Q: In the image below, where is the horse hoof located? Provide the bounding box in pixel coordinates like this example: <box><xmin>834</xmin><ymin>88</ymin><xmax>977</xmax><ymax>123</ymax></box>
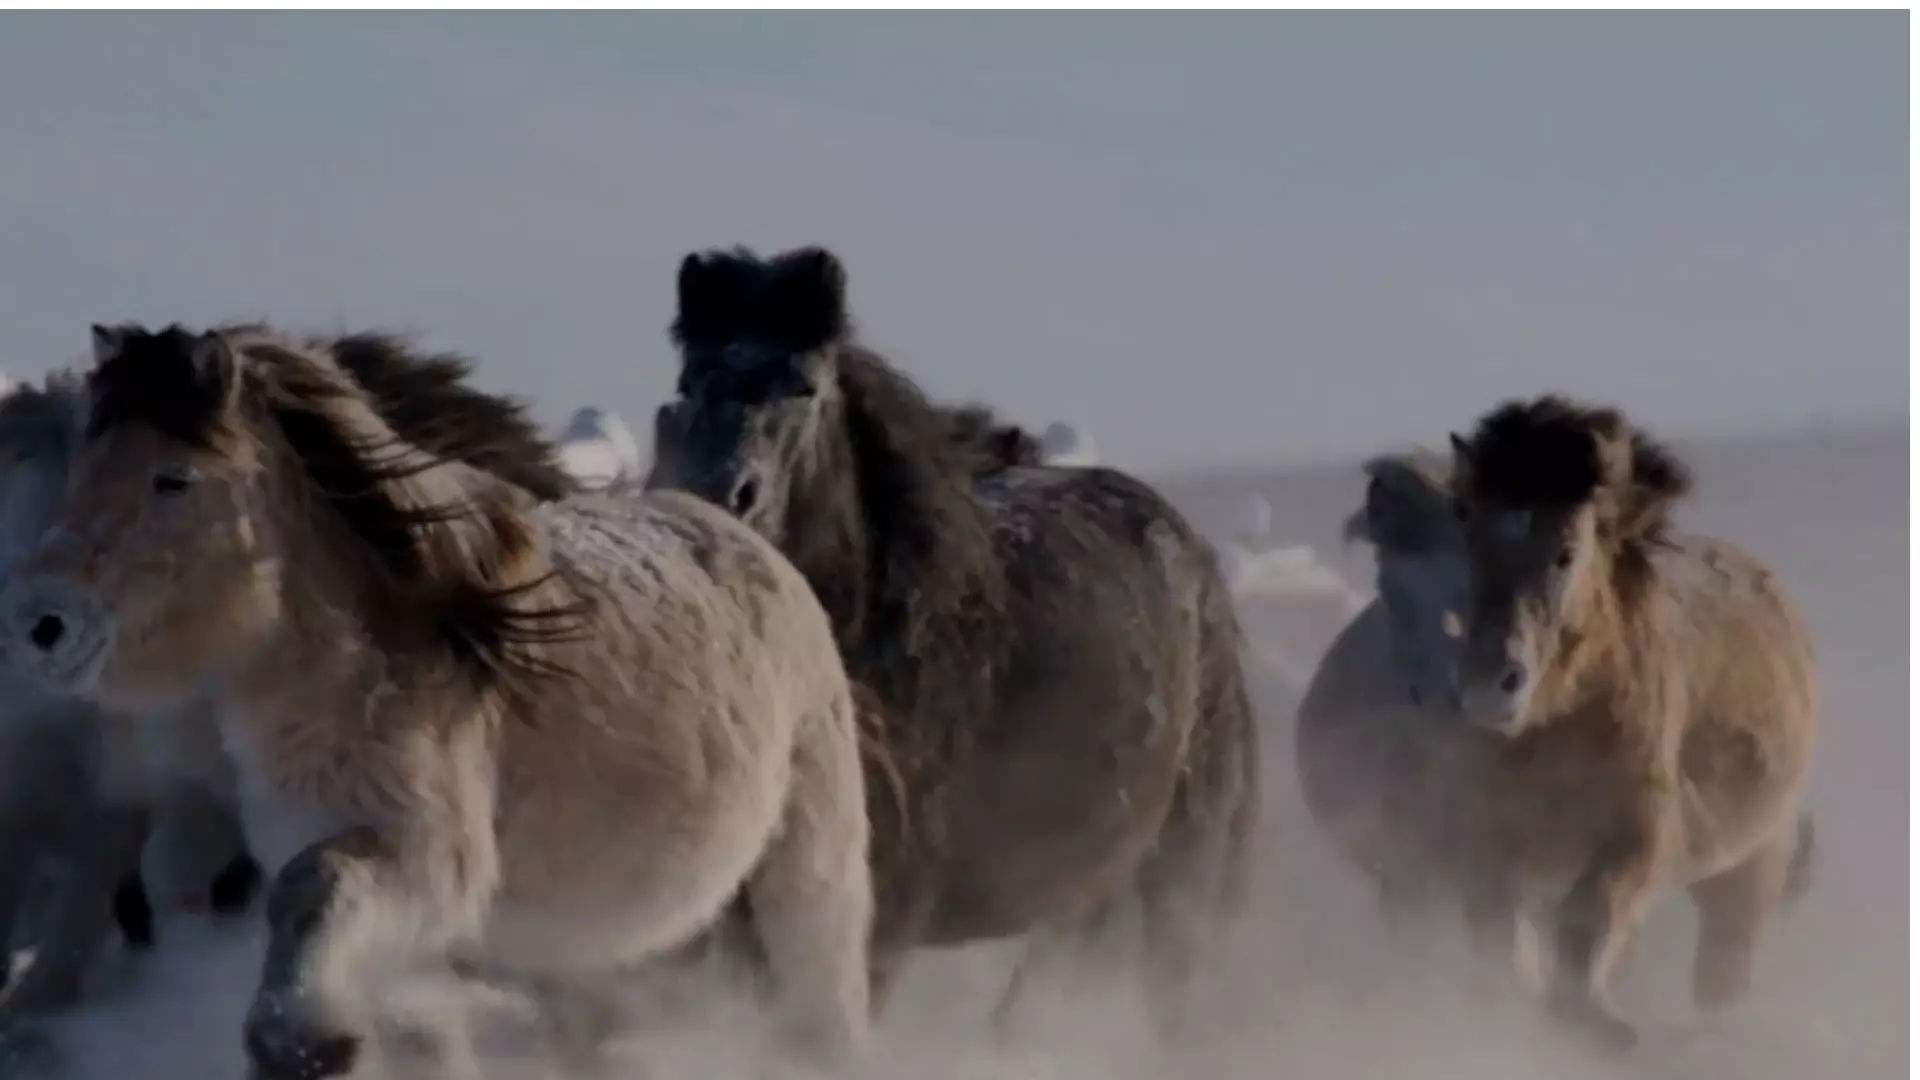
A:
<box><xmin>1547</xmin><ymin>996</ymin><xmax>1638</xmax><ymax>1055</ymax></box>
<box><xmin>0</xmin><ymin>1025</ymin><xmax>61</xmax><ymax>1078</ymax></box>
<box><xmin>1692</xmin><ymin>962</ymin><xmax>1752</xmax><ymax>1013</ymax></box>
<box><xmin>245</xmin><ymin>992</ymin><xmax>361</xmax><ymax>1080</ymax></box>
<box><xmin>210</xmin><ymin>856</ymin><xmax>265</xmax><ymax>915</ymax></box>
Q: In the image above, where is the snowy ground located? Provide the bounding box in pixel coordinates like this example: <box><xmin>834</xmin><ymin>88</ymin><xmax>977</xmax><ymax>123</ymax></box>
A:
<box><xmin>16</xmin><ymin>420</ymin><xmax>1907</xmax><ymax>1080</ymax></box>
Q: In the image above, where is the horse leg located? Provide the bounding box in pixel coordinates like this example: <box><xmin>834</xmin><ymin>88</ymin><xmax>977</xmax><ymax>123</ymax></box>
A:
<box><xmin>244</xmin><ymin>820</ymin><xmax>498</xmax><ymax>1080</ymax></box>
<box><xmin>989</xmin><ymin>919</ymin><xmax>1096</xmax><ymax>1041</ymax></box>
<box><xmin>373</xmin><ymin>987</ymin><xmax>486</xmax><ymax>1080</ymax></box>
<box><xmin>1687</xmin><ymin>821</ymin><xmax>1797</xmax><ymax>1013</ymax></box>
<box><xmin>1132</xmin><ymin>683</ymin><xmax>1258</xmax><ymax>1047</ymax></box>
<box><xmin>0</xmin><ymin>803</ymin><xmax>149</xmax><ymax>1020</ymax></box>
<box><xmin>143</xmin><ymin>785</ymin><xmax>257</xmax><ymax>915</ymax></box>
<box><xmin>865</xmin><ymin>882</ymin><xmax>934</xmax><ymax>1023</ymax></box>
<box><xmin>1133</xmin><ymin>788</ymin><xmax>1238</xmax><ymax>1046</ymax></box>
<box><xmin>740</xmin><ymin>701</ymin><xmax>874</xmax><ymax>1068</ymax></box>
<box><xmin>110</xmin><ymin>874</ymin><xmax>154</xmax><ymax>950</ymax></box>
<box><xmin>0</xmin><ymin>817</ymin><xmax>51</xmax><ymax>993</ymax></box>
<box><xmin>1372</xmin><ymin>859</ymin><xmax>1437</xmax><ymax>928</ymax></box>
<box><xmin>1543</xmin><ymin>828</ymin><xmax>1660</xmax><ymax>1053</ymax></box>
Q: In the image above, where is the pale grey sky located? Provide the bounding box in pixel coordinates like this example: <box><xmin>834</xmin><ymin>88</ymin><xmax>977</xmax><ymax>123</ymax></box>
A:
<box><xmin>0</xmin><ymin>12</ymin><xmax>1905</xmax><ymax>471</ymax></box>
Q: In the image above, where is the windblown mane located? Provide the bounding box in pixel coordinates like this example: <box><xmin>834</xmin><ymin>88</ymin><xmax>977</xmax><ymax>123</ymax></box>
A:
<box><xmin>832</xmin><ymin>344</ymin><xmax>1010</xmax><ymax>646</ymax></box>
<box><xmin>942</xmin><ymin>402</ymin><xmax>1044</xmax><ymax>473</ymax></box>
<box><xmin>87</xmin><ymin>324</ymin><xmax>589</xmax><ymax>687</ymax></box>
<box><xmin>217</xmin><ymin>323</ymin><xmax>578</xmax><ymax>503</ymax></box>
<box><xmin>1455</xmin><ymin>394</ymin><xmax>1693</xmax><ymax>593</ymax></box>
<box><xmin>1344</xmin><ymin>450</ymin><xmax>1457</xmax><ymax>555</ymax></box>
<box><xmin>1457</xmin><ymin>395</ymin><xmax>1691</xmax><ymax>533</ymax></box>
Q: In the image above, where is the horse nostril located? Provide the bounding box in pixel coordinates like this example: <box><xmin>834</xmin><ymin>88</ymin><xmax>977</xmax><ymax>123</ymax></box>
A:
<box><xmin>729</xmin><ymin>478</ymin><xmax>760</xmax><ymax>514</ymax></box>
<box><xmin>1498</xmin><ymin>667</ymin><xmax>1524</xmax><ymax>695</ymax></box>
<box><xmin>29</xmin><ymin>614</ymin><xmax>65</xmax><ymax>652</ymax></box>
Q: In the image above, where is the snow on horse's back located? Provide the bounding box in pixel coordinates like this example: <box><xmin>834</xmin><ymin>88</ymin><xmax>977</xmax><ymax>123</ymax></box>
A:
<box><xmin>558</xmin><ymin>406</ymin><xmax>642</xmax><ymax>490</ymax></box>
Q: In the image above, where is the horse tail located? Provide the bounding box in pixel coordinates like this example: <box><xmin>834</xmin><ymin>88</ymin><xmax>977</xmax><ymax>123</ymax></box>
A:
<box><xmin>1200</xmin><ymin>569</ymin><xmax>1262</xmax><ymax>917</ymax></box>
<box><xmin>1141</xmin><ymin>554</ymin><xmax>1262</xmax><ymax>922</ymax></box>
<box><xmin>848</xmin><ymin>681</ymin><xmax>913</xmax><ymax>860</ymax></box>
<box><xmin>1783</xmin><ymin>810</ymin><xmax>1815</xmax><ymax>905</ymax></box>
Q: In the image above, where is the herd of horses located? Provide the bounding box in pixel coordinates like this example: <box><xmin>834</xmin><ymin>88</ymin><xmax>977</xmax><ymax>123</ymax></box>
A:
<box><xmin>0</xmin><ymin>244</ymin><xmax>1820</xmax><ymax>1078</ymax></box>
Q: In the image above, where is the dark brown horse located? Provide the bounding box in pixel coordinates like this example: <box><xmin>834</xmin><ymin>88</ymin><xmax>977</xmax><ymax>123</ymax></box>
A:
<box><xmin>651</xmin><ymin>244</ymin><xmax>1261</xmax><ymax>1037</ymax></box>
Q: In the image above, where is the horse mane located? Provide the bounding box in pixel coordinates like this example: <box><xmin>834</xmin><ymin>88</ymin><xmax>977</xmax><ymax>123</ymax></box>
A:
<box><xmin>942</xmin><ymin>402</ymin><xmax>1045</xmax><ymax>473</ymax></box>
<box><xmin>1454</xmin><ymin>395</ymin><xmax>1692</xmax><ymax>544</ymax></box>
<box><xmin>1344</xmin><ymin>450</ymin><xmax>1457</xmax><ymax>555</ymax></box>
<box><xmin>832</xmin><ymin>344</ymin><xmax>1010</xmax><ymax>643</ymax></box>
<box><xmin>217</xmin><ymin>323</ymin><xmax>578</xmax><ymax>503</ymax></box>
<box><xmin>87</xmin><ymin>324</ymin><xmax>589</xmax><ymax>689</ymax></box>
<box><xmin>0</xmin><ymin>371</ymin><xmax>85</xmax><ymax>464</ymax></box>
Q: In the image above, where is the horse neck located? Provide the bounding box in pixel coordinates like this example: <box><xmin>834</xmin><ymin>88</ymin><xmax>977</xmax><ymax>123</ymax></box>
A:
<box><xmin>227</xmin><ymin>468</ymin><xmax>472</xmax><ymax>723</ymax></box>
<box><xmin>1536</xmin><ymin>556</ymin><xmax>1669</xmax><ymax>720</ymax></box>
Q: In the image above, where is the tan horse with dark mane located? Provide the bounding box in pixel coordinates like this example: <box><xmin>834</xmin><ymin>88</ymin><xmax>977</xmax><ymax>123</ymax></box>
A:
<box><xmin>1446</xmin><ymin>395</ymin><xmax>1818</xmax><ymax>1051</ymax></box>
<box><xmin>0</xmin><ymin>324</ymin><xmax>875</xmax><ymax>1079</ymax></box>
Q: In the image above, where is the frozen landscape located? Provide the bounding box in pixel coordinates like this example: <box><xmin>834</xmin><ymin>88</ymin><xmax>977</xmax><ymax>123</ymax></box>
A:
<box><xmin>24</xmin><ymin>416</ymin><xmax>1905</xmax><ymax>1080</ymax></box>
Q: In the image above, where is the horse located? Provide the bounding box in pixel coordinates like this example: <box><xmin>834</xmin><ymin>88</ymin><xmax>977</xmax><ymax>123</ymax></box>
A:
<box><xmin>1446</xmin><ymin>394</ymin><xmax>1819</xmax><ymax>1052</ymax></box>
<box><xmin>0</xmin><ymin>328</ymin><xmax>585</xmax><ymax>1028</ymax></box>
<box><xmin>0</xmin><ymin>323</ymin><xmax>875</xmax><ymax>1079</ymax></box>
<box><xmin>1293</xmin><ymin>451</ymin><xmax>1488</xmax><ymax>924</ymax></box>
<box><xmin>653</xmin><ymin>244</ymin><xmax>1260</xmax><ymax>1038</ymax></box>
<box><xmin>0</xmin><ymin>375</ymin><xmax>239</xmax><ymax>1023</ymax></box>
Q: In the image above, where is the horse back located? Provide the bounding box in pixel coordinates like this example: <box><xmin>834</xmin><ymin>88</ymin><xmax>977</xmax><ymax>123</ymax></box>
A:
<box><xmin>904</xmin><ymin>466</ymin><xmax>1232</xmax><ymax>934</ymax></box>
<box><xmin>1647</xmin><ymin>534</ymin><xmax>1819</xmax><ymax>861</ymax></box>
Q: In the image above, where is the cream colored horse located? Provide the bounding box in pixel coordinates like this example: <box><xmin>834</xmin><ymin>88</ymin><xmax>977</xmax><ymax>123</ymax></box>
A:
<box><xmin>0</xmin><ymin>324</ymin><xmax>875</xmax><ymax>1079</ymax></box>
<box><xmin>0</xmin><ymin>329</ymin><xmax>589</xmax><ymax>1036</ymax></box>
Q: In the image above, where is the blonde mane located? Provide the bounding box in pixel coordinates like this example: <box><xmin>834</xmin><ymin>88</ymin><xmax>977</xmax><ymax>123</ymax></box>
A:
<box><xmin>86</xmin><ymin>324</ymin><xmax>590</xmax><ymax>688</ymax></box>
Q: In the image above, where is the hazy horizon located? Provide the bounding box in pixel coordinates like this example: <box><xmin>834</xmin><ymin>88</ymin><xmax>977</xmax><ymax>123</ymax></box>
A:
<box><xmin>0</xmin><ymin>12</ymin><xmax>1905</xmax><ymax>471</ymax></box>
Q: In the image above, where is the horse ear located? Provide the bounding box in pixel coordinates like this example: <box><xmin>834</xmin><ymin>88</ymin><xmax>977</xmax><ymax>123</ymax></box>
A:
<box><xmin>90</xmin><ymin>323</ymin><xmax>128</xmax><ymax>367</ymax></box>
<box><xmin>1448</xmin><ymin>431</ymin><xmax>1474</xmax><ymax>469</ymax></box>
<box><xmin>767</xmin><ymin>246</ymin><xmax>850</xmax><ymax>352</ymax></box>
<box><xmin>190</xmin><ymin>332</ymin><xmax>243</xmax><ymax>415</ymax></box>
<box><xmin>1341</xmin><ymin>503</ymin><xmax>1374</xmax><ymax>546</ymax></box>
<box><xmin>673</xmin><ymin>253</ymin><xmax>720</xmax><ymax>348</ymax></box>
<box><xmin>672</xmin><ymin>250</ymin><xmax>760</xmax><ymax>349</ymax></box>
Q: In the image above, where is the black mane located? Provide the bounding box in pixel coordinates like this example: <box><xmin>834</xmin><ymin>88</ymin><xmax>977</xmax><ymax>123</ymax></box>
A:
<box><xmin>1457</xmin><ymin>394</ymin><xmax>1694</xmax><ymax>580</ymax></box>
<box><xmin>830</xmin><ymin>344</ymin><xmax>1011</xmax><ymax>648</ymax></box>
<box><xmin>1458</xmin><ymin>395</ymin><xmax>1614</xmax><ymax>511</ymax></box>
<box><xmin>944</xmin><ymin>403</ymin><xmax>1045</xmax><ymax>473</ymax></box>
<box><xmin>672</xmin><ymin>246</ymin><xmax>850</xmax><ymax>354</ymax></box>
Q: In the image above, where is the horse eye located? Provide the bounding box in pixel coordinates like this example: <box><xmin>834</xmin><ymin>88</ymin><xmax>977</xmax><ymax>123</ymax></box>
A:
<box><xmin>1554</xmin><ymin>546</ymin><xmax>1574</xmax><ymax>569</ymax></box>
<box><xmin>152</xmin><ymin>471</ymin><xmax>194</xmax><ymax>497</ymax></box>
